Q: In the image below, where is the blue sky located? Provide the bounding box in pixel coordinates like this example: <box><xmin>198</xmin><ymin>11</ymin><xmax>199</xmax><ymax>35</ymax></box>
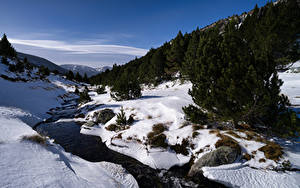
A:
<box><xmin>1</xmin><ymin>0</ymin><xmax>268</xmax><ymax>67</ymax></box>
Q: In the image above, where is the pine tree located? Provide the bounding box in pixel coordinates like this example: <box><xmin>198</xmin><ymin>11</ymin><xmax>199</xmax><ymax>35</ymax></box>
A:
<box><xmin>1</xmin><ymin>56</ymin><xmax>9</xmax><ymax>65</ymax></box>
<box><xmin>116</xmin><ymin>107</ymin><xmax>127</xmax><ymax>126</ymax></box>
<box><xmin>0</xmin><ymin>34</ymin><xmax>17</xmax><ymax>57</ymax></box>
<box><xmin>66</xmin><ymin>70</ymin><xmax>74</xmax><ymax>80</ymax></box>
<box><xmin>110</xmin><ymin>71</ymin><xmax>141</xmax><ymax>101</ymax></box>
<box><xmin>75</xmin><ymin>72</ymin><xmax>82</xmax><ymax>82</ymax></box>
<box><xmin>83</xmin><ymin>73</ymin><xmax>89</xmax><ymax>83</ymax></box>
<box><xmin>185</xmin><ymin>19</ymin><xmax>289</xmax><ymax>126</ymax></box>
<box><xmin>166</xmin><ymin>31</ymin><xmax>187</xmax><ymax>75</ymax></box>
<box><xmin>182</xmin><ymin>29</ymin><xmax>200</xmax><ymax>78</ymax></box>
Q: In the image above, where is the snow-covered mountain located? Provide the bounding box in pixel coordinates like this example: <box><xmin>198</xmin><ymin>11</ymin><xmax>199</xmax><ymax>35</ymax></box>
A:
<box><xmin>17</xmin><ymin>52</ymin><xmax>68</xmax><ymax>74</ymax></box>
<box><xmin>61</xmin><ymin>64</ymin><xmax>111</xmax><ymax>77</ymax></box>
<box><xmin>95</xmin><ymin>66</ymin><xmax>112</xmax><ymax>73</ymax></box>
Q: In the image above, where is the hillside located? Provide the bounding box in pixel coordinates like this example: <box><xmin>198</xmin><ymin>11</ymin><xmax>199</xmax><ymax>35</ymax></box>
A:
<box><xmin>17</xmin><ymin>52</ymin><xmax>67</xmax><ymax>74</ymax></box>
<box><xmin>90</xmin><ymin>0</ymin><xmax>300</xmax><ymax>86</ymax></box>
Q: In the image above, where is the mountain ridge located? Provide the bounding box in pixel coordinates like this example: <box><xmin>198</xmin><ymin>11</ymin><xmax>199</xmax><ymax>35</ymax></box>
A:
<box><xmin>61</xmin><ymin>64</ymin><xmax>111</xmax><ymax>77</ymax></box>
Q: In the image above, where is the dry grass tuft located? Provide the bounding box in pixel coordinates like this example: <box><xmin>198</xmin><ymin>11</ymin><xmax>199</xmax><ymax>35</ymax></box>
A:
<box><xmin>105</xmin><ymin>124</ymin><xmax>118</xmax><ymax>131</ymax></box>
<box><xmin>209</xmin><ymin>129</ymin><xmax>222</xmax><ymax>137</ymax></box>
<box><xmin>152</xmin><ymin>123</ymin><xmax>167</xmax><ymax>134</ymax></box>
<box><xmin>170</xmin><ymin>138</ymin><xmax>190</xmax><ymax>156</ymax></box>
<box><xmin>258</xmin><ymin>142</ymin><xmax>283</xmax><ymax>161</ymax></box>
<box><xmin>115</xmin><ymin>133</ymin><xmax>122</xmax><ymax>139</ymax></box>
<box><xmin>22</xmin><ymin>134</ymin><xmax>47</xmax><ymax>145</ymax></box>
<box><xmin>146</xmin><ymin>115</ymin><xmax>153</xmax><ymax>119</ymax></box>
<box><xmin>215</xmin><ymin>135</ymin><xmax>241</xmax><ymax>154</ymax></box>
<box><xmin>147</xmin><ymin>123</ymin><xmax>168</xmax><ymax>148</ymax></box>
<box><xmin>259</xmin><ymin>158</ymin><xmax>266</xmax><ymax>163</ymax></box>
<box><xmin>192</xmin><ymin>124</ymin><xmax>204</xmax><ymax>131</ymax></box>
<box><xmin>192</xmin><ymin>131</ymin><xmax>200</xmax><ymax>138</ymax></box>
<box><xmin>226</xmin><ymin>130</ymin><xmax>242</xmax><ymax>139</ymax></box>
<box><xmin>242</xmin><ymin>153</ymin><xmax>252</xmax><ymax>161</ymax></box>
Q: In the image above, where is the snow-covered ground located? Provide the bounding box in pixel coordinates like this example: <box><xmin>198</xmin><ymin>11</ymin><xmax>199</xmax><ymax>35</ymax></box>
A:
<box><xmin>0</xmin><ymin>57</ymin><xmax>138</xmax><ymax>188</ymax></box>
<box><xmin>1</xmin><ymin>55</ymin><xmax>300</xmax><ymax>187</ymax></box>
<box><xmin>79</xmin><ymin>70</ymin><xmax>300</xmax><ymax>187</ymax></box>
<box><xmin>0</xmin><ymin>107</ymin><xmax>138</xmax><ymax>188</ymax></box>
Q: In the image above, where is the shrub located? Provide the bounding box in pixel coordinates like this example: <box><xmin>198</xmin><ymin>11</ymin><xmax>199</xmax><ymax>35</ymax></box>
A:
<box><xmin>105</xmin><ymin>124</ymin><xmax>118</xmax><ymax>131</ymax></box>
<box><xmin>96</xmin><ymin>85</ymin><xmax>106</xmax><ymax>94</ymax></box>
<box><xmin>116</xmin><ymin>107</ymin><xmax>127</xmax><ymax>126</ymax></box>
<box><xmin>78</xmin><ymin>88</ymin><xmax>91</xmax><ymax>103</ymax></box>
<box><xmin>15</xmin><ymin>60</ymin><xmax>25</xmax><ymax>72</ymax></box>
<box><xmin>192</xmin><ymin>131</ymin><xmax>199</xmax><ymax>138</ymax></box>
<box><xmin>170</xmin><ymin>138</ymin><xmax>189</xmax><ymax>156</ymax></box>
<box><xmin>215</xmin><ymin>135</ymin><xmax>241</xmax><ymax>154</ymax></box>
<box><xmin>147</xmin><ymin>123</ymin><xmax>168</xmax><ymax>148</ymax></box>
<box><xmin>22</xmin><ymin>134</ymin><xmax>47</xmax><ymax>145</ymax></box>
<box><xmin>242</xmin><ymin>153</ymin><xmax>252</xmax><ymax>161</ymax></box>
<box><xmin>1</xmin><ymin>56</ymin><xmax>8</xmax><ymax>65</ymax></box>
<box><xmin>273</xmin><ymin>109</ymin><xmax>300</xmax><ymax>138</ymax></box>
<box><xmin>74</xmin><ymin>86</ymin><xmax>79</xmax><ymax>94</ymax></box>
<box><xmin>258</xmin><ymin>142</ymin><xmax>283</xmax><ymax>161</ymax></box>
<box><xmin>8</xmin><ymin>61</ymin><xmax>24</xmax><ymax>73</ymax></box>
<box><xmin>148</xmin><ymin>133</ymin><xmax>168</xmax><ymax>148</ymax></box>
<box><xmin>127</xmin><ymin>115</ymin><xmax>135</xmax><ymax>125</ymax></box>
<box><xmin>152</xmin><ymin>123</ymin><xmax>167</xmax><ymax>134</ymax></box>
<box><xmin>182</xmin><ymin>105</ymin><xmax>208</xmax><ymax>124</ymax></box>
<box><xmin>39</xmin><ymin>65</ymin><xmax>50</xmax><ymax>76</ymax></box>
<box><xmin>110</xmin><ymin>73</ymin><xmax>141</xmax><ymax>101</ymax></box>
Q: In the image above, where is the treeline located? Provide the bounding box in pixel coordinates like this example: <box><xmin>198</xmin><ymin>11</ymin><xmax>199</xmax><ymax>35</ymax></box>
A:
<box><xmin>65</xmin><ymin>71</ymin><xmax>89</xmax><ymax>83</ymax></box>
<box><xmin>90</xmin><ymin>0</ymin><xmax>300</xmax><ymax>87</ymax></box>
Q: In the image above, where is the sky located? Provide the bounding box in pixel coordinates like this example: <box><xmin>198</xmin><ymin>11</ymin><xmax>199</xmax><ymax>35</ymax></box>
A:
<box><xmin>0</xmin><ymin>0</ymin><xmax>269</xmax><ymax>68</ymax></box>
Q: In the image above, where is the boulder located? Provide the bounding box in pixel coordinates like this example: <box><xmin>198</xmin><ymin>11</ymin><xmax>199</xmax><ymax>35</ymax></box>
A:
<box><xmin>188</xmin><ymin>146</ymin><xmax>239</xmax><ymax>177</ymax></box>
<box><xmin>95</xmin><ymin>109</ymin><xmax>115</xmax><ymax>124</ymax></box>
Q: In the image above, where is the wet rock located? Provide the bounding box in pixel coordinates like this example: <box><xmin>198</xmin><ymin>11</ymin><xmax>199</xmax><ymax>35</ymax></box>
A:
<box><xmin>188</xmin><ymin>146</ymin><xmax>239</xmax><ymax>177</ymax></box>
<box><xmin>94</xmin><ymin>109</ymin><xmax>115</xmax><ymax>124</ymax></box>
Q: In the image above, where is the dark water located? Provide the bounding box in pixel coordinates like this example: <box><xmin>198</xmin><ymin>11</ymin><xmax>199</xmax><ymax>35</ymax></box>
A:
<box><xmin>35</xmin><ymin>100</ymin><xmax>226</xmax><ymax>188</ymax></box>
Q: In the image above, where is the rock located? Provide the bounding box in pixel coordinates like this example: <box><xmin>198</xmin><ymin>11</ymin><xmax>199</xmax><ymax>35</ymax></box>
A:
<box><xmin>95</xmin><ymin>109</ymin><xmax>115</xmax><ymax>124</ymax></box>
<box><xmin>188</xmin><ymin>146</ymin><xmax>239</xmax><ymax>177</ymax></box>
<box><xmin>75</xmin><ymin>113</ymin><xmax>85</xmax><ymax>118</ymax></box>
<box><xmin>83</xmin><ymin>121</ymin><xmax>95</xmax><ymax>127</ymax></box>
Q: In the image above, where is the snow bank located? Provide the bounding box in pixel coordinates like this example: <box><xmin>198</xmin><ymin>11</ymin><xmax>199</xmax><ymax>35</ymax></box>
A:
<box><xmin>202</xmin><ymin>163</ymin><xmax>300</xmax><ymax>188</ymax></box>
<box><xmin>0</xmin><ymin>107</ymin><xmax>138</xmax><ymax>188</ymax></box>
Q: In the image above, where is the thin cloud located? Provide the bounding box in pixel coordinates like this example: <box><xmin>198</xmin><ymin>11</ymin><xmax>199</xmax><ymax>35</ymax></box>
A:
<box><xmin>9</xmin><ymin>38</ymin><xmax>148</xmax><ymax>56</ymax></box>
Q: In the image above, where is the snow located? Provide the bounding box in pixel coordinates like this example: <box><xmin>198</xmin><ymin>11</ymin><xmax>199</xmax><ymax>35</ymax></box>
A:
<box><xmin>202</xmin><ymin>163</ymin><xmax>300</xmax><ymax>188</ymax></box>
<box><xmin>80</xmin><ymin>70</ymin><xmax>300</xmax><ymax>187</ymax></box>
<box><xmin>0</xmin><ymin>109</ymin><xmax>138</xmax><ymax>188</ymax></box>
<box><xmin>279</xmin><ymin>71</ymin><xmax>300</xmax><ymax>106</ymax></box>
<box><xmin>200</xmin><ymin>66</ymin><xmax>300</xmax><ymax>188</ymax></box>
<box><xmin>2</xmin><ymin>55</ymin><xmax>300</xmax><ymax>187</ymax></box>
<box><xmin>0</xmin><ymin>58</ymin><xmax>138</xmax><ymax>188</ymax></box>
<box><xmin>81</xmin><ymin>80</ymin><xmax>193</xmax><ymax>169</ymax></box>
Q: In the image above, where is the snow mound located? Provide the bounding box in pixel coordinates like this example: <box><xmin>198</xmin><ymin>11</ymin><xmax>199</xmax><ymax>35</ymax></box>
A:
<box><xmin>202</xmin><ymin>163</ymin><xmax>300</xmax><ymax>188</ymax></box>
